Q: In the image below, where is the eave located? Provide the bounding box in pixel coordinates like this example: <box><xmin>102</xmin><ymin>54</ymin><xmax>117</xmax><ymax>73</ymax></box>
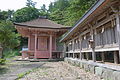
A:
<box><xmin>60</xmin><ymin>0</ymin><xmax>107</xmax><ymax>42</ymax></box>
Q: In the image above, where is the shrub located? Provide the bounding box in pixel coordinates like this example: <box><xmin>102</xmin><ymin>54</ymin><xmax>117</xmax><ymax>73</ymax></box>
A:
<box><xmin>0</xmin><ymin>58</ymin><xmax>6</xmax><ymax>65</ymax></box>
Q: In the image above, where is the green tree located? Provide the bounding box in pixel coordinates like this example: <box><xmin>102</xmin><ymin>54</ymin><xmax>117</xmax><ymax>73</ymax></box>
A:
<box><xmin>0</xmin><ymin>20</ymin><xmax>20</xmax><ymax>58</ymax></box>
<box><xmin>0</xmin><ymin>10</ymin><xmax>8</xmax><ymax>20</ymax></box>
<box><xmin>39</xmin><ymin>4</ymin><xmax>49</xmax><ymax>17</ymax></box>
<box><xmin>48</xmin><ymin>0</ymin><xmax>96</xmax><ymax>26</ymax></box>
<box><xmin>13</xmin><ymin>7</ymin><xmax>39</xmax><ymax>22</ymax></box>
<box><xmin>48</xmin><ymin>0</ymin><xmax>70</xmax><ymax>25</ymax></box>
<box><xmin>26</xmin><ymin>0</ymin><xmax>36</xmax><ymax>7</ymax></box>
<box><xmin>64</xmin><ymin>0</ymin><xmax>96</xmax><ymax>26</ymax></box>
<box><xmin>0</xmin><ymin>10</ymin><xmax>14</xmax><ymax>21</ymax></box>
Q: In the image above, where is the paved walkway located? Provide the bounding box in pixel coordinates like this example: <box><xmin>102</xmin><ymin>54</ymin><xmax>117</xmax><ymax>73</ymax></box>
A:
<box><xmin>0</xmin><ymin>59</ymin><xmax>44</xmax><ymax>80</ymax></box>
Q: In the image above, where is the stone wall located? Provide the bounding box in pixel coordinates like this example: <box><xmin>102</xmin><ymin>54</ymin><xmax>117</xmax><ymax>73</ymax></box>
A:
<box><xmin>64</xmin><ymin>58</ymin><xmax>120</xmax><ymax>80</ymax></box>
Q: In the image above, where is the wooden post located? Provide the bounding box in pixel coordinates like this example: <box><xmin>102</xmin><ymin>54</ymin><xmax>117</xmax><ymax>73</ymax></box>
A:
<box><xmin>86</xmin><ymin>53</ymin><xmax>89</xmax><ymax>61</ymax></box>
<box><xmin>55</xmin><ymin>37</ymin><xmax>57</xmax><ymax>51</ymax></box>
<box><xmin>34</xmin><ymin>34</ymin><xmax>37</xmax><ymax>59</ymax></box>
<box><xmin>116</xmin><ymin>13</ymin><xmax>120</xmax><ymax>62</ymax></box>
<box><xmin>90</xmin><ymin>24</ymin><xmax>96</xmax><ymax>62</ymax></box>
<box><xmin>68</xmin><ymin>53</ymin><xmax>70</xmax><ymax>57</ymax></box>
<box><xmin>49</xmin><ymin>34</ymin><xmax>52</xmax><ymax>59</ymax></box>
<box><xmin>28</xmin><ymin>36</ymin><xmax>31</xmax><ymax>50</ymax></box>
<box><xmin>72</xmin><ymin>39</ymin><xmax>75</xmax><ymax>58</ymax></box>
<box><xmin>79</xmin><ymin>37</ymin><xmax>82</xmax><ymax>60</ymax></box>
<box><xmin>82</xmin><ymin>53</ymin><xmax>85</xmax><ymax>60</ymax></box>
<box><xmin>101</xmin><ymin>52</ymin><xmax>105</xmax><ymax>63</ymax></box>
<box><xmin>114</xmin><ymin>51</ymin><xmax>119</xmax><ymax>64</ymax></box>
<box><xmin>63</xmin><ymin>43</ymin><xmax>66</xmax><ymax>58</ymax></box>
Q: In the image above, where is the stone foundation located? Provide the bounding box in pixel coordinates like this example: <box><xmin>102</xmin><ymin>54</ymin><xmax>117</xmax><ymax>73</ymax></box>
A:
<box><xmin>64</xmin><ymin>58</ymin><xmax>120</xmax><ymax>80</ymax></box>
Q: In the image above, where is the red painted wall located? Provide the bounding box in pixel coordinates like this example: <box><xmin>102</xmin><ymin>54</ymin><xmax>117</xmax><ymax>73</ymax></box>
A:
<box><xmin>28</xmin><ymin>35</ymin><xmax>56</xmax><ymax>58</ymax></box>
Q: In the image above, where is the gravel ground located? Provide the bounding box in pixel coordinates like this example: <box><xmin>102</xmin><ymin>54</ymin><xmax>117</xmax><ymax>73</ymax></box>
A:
<box><xmin>21</xmin><ymin>62</ymin><xmax>103</xmax><ymax>80</ymax></box>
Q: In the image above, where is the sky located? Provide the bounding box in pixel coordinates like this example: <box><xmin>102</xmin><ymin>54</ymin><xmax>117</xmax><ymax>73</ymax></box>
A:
<box><xmin>0</xmin><ymin>0</ymin><xmax>55</xmax><ymax>11</ymax></box>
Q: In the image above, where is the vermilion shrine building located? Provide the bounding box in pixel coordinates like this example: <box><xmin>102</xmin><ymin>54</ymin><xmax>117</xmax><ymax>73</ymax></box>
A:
<box><xmin>14</xmin><ymin>17</ymin><xmax>70</xmax><ymax>59</ymax></box>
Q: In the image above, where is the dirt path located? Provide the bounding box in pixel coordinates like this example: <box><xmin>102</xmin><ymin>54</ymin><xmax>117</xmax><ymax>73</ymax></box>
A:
<box><xmin>21</xmin><ymin>62</ymin><xmax>102</xmax><ymax>80</ymax></box>
<box><xmin>0</xmin><ymin>59</ymin><xmax>44</xmax><ymax>80</ymax></box>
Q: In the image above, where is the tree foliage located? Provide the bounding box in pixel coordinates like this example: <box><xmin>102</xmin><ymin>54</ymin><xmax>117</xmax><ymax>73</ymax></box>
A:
<box><xmin>0</xmin><ymin>10</ymin><xmax>14</xmax><ymax>21</ymax></box>
<box><xmin>0</xmin><ymin>0</ymin><xmax>97</xmax><ymax>58</ymax></box>
<box><xmin>39</xmin><ymin>4</ymin><xmax>49</xmax><ymax>17</ymax></box>
<box><xmin>26</xmin><ymin>0</ymin><xmax>37</xmax><ymax>7</ymax></box>
<box><xmin>0</xmin><ymin>20</ymin><xmax>20</xmax><ymax>50</ymax></box>
<box><xmin>48</xmin><ymin>0</ymin><xmax>96</xmax><ymax>26</ymax></box>
<box><xmin>13</xmin><ymin>7</ymin><xmax>39</xmax><ymax>22</ymax></box>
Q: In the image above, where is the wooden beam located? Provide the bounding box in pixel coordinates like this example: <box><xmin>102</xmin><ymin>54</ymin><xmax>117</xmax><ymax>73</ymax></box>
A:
<box><xmin>114</xmin><ymin>51</ymin><xmax>119</xmax><ymax>64</ymax></box>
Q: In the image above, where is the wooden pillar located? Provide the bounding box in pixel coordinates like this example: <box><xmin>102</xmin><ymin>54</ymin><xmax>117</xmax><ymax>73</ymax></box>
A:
<box><xmin>82</xmin><ymin>53</ymin><xmax>85</xmax><ymax>60</ymax></box>
<box><xmin>72</xmin><ymin>39</ymin><xmax>75</xmax><ymax>58</ymax></box>
<box><xmin>49</xmin><ymin>34</ymin><xmax>52</xmax><ymax>59</ymax></box>
<box><xmin>116</xmin><ymin>13</ymin><xmax>120</xmax><ymax>62</ymax></box>
<box><xmin>63</xmin><ymin>43</ymin><xmax>66</xmax><ymax>58</ymax></box>
<box><xmin>89</xmin><ymin>24</ymin><xmax>96</xmax><ymax>62</ymax></box>
<box><xmin>92</xmin><ymin>42</ymin><xmax>96</xmax><ymax>62</ymax></box>
<box><xmin>79</xmin><ymin>37</ymin><xmax>82</xmax><ymax>60</ymax></box>
<box><xmin>68</xmin><ymin>53</ymin><xmax>70</xmax><ymax>57</ymax></box>
<box><xmin>55</xmin><ymin>37</ymin><xmax>57</xmax><ymax>51</ymax></box>
<box><xmin>114</xmin><ymin>51</ymin><xmax>119</xmax><ymax>64</ymax></box>
<box><xmin>34</xmin><ymin>34</ymin><xmax>37</xmax><ymax>59</ymax></box>
<box><xmin>86</xmin><ymin>53</ymin><xmax>89</xmax><ymax>61</ymax></box>
<box><xmin>101</xmin><ymin>52</ymin><xmax>105</xmax><ymax>63</ymax></box>
<box><xmin>91</xmin><ymin>31</ymin><xmax>96</xmax><ymax>62</ymax></box>
<box><xmin>28</xmin><ymin>36</ymin><xmax>31</xmax><ymax>50</ymax></box>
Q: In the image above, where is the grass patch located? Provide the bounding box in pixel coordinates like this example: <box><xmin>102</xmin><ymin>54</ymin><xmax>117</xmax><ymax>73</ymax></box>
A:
<box><xmin>4</xmin><ymin>49</ymin><xmax>21</xmax><ymax>58</ymax></box>
<box><xmin>0</xmin><ymin>58</ymin><xmax>6</xmax><ymax>65</ymax></box>
<box><xmin>16</xmin><ymin>67</ymin><xmax>39</xmax><ymax>80</ymax></box>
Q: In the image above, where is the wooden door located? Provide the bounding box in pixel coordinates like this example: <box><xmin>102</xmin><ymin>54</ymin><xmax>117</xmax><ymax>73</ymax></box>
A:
<box><xmin>38</xmin><ymin>37</ymin><xmax>48</xmax><ymax>51</ymax></box>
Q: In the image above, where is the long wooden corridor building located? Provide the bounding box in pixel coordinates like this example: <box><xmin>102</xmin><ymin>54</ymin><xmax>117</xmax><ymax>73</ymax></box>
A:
<box><xmin>61</xmin><ymin>0</ymin><xmax>120</xmax><ymax>64</ymax></box>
